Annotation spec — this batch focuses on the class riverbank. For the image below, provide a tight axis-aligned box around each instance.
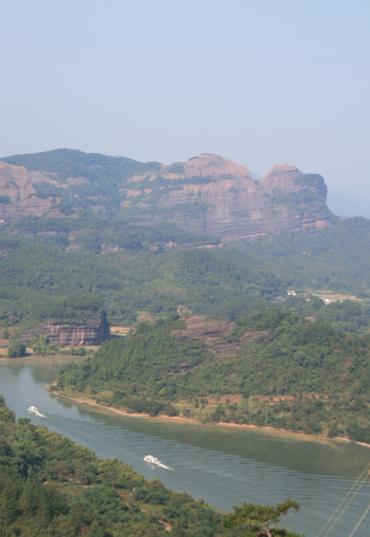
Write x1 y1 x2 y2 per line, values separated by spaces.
45 385 370 450
0 354 87 366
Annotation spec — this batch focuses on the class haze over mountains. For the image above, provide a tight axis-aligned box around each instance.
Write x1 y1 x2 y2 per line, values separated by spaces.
328 191 370 220
0 148 336 243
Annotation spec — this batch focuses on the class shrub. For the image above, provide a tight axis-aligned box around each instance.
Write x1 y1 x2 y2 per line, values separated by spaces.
7 340 27 358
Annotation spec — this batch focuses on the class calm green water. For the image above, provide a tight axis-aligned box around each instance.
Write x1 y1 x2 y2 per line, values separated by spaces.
1 363 369 537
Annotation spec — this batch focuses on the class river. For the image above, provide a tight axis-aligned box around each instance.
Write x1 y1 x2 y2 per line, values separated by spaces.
0 362 369 537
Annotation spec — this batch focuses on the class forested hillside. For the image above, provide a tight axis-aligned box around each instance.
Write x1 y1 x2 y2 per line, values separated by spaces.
2 218 370 331
2 148 161 181
236 218 370 296
55 311 370 443
0 396 300 536
0 236 283 328
2 149 370 334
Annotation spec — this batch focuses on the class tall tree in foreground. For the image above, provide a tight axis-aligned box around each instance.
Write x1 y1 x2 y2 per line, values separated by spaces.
223 500 300 536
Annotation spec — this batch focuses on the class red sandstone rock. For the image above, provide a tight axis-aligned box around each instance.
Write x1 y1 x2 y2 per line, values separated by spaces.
0 153 333 242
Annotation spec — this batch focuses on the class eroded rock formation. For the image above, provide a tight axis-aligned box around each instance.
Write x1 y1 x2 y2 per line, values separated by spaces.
0 150 334 241
23 312 110 346
125 154 333 240
0 162 62 223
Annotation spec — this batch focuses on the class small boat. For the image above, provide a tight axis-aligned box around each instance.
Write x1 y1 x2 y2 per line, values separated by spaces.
27 406 46 418
143 454 171 470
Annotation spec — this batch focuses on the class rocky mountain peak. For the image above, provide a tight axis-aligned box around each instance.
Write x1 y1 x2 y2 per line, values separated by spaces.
261 163 303 185
0 148 334 242
180 153 252 179
266 163 301 174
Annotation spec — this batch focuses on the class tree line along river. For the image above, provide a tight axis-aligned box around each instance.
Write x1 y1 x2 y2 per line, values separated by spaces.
0 361 369 537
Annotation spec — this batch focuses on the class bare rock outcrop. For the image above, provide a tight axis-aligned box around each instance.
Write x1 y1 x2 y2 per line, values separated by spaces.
23 312 110 346
0 150 334 242
126 154 333 240
0 162 62 224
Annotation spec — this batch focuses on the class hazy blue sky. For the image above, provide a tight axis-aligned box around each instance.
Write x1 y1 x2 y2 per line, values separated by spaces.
1 0 369 216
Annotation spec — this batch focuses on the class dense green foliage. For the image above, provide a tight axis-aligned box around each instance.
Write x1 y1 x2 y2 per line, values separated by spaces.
7 340 27 358
236 218 370 297
10 214 215 253
3 148 161 181
31 335 58 356
3 148 160 211
2 216 370 333
280 296 370 333
57 315 209 415
0 236 282 327
0 396 300 536
223 500 300 535
57 312 370 442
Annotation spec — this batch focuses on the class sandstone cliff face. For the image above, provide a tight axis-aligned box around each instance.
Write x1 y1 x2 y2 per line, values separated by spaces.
125 154 333 241
0 162 62 223
0 151 334 242
23 312 110 346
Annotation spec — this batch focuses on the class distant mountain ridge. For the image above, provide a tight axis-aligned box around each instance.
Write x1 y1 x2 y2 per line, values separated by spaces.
0 148 335 242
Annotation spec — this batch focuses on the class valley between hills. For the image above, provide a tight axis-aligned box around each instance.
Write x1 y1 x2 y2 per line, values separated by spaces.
1 148 370 537
0 148 369 444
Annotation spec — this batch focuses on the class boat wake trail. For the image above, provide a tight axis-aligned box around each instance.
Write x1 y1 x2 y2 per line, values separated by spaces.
144 454 174 471
27 406 46 418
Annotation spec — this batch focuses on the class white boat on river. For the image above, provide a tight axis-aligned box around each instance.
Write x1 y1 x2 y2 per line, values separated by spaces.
144 454 172 470
0 365 365 537
28 405 46 418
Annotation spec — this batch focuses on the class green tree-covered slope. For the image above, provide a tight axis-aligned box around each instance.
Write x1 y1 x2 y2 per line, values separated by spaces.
56 312 370 443
236 218 370 296
0 396 300 536
0 237 283 327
